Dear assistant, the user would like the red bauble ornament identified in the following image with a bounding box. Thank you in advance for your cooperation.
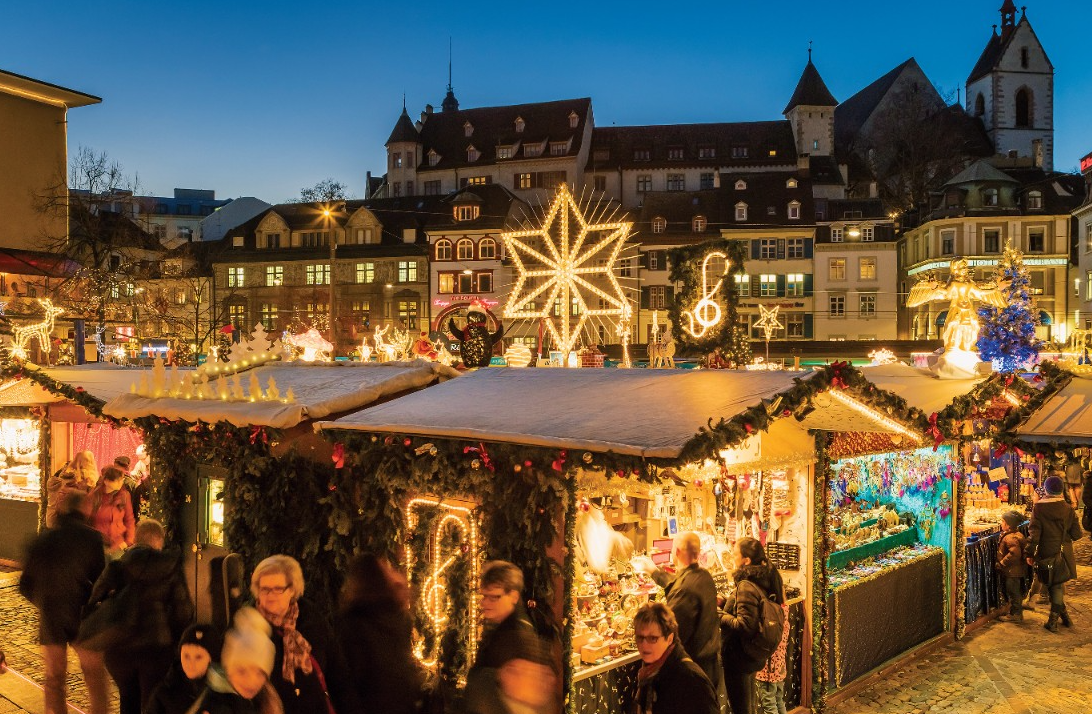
[460,542,470,554]
[403,438,412,447]
[524,460,533,467]
[744,423,754,433]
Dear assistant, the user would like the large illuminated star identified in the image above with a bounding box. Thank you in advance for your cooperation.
[501,184,631,356]
[755,304,784,341]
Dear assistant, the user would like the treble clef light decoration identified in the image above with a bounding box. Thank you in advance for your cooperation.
[681,252,729,338]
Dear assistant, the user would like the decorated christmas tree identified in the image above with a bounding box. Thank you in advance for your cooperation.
[976,244,1042,372]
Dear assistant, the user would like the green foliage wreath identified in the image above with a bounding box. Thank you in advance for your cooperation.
[667,238,751,363]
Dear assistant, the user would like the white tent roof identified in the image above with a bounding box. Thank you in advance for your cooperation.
[43,365,154,404]
[102,361,459,429]
[318,368,808,458]
[1016,376,1092,444]
[859,362,982,414]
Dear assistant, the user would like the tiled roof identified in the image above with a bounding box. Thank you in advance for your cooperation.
[386,108,419,146]
[943,160,1019,187]
[588,121,797,171]
[413,97,592,172]
[967,31,1005,84]
[783,60,838,113]
[834,58,923,151]
[807,156,844,186]
[429,184,529,232]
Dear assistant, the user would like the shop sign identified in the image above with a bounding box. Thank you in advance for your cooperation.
[720,433,761,465]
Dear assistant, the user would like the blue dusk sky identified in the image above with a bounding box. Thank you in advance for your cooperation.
[2,1,1089,203]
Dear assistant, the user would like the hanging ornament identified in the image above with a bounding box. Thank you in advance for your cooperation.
[582,451,594,464]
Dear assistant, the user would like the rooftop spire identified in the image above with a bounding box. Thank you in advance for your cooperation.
[442,37,459,112]
[1000,0,1017,36]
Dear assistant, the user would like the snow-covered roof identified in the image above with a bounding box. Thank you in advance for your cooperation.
[318,368,808,458]
[859,362,983,414]
[0,377,60,405]
[1016,375,1092,444]
[102,360,458,429]
[44,365,155,404]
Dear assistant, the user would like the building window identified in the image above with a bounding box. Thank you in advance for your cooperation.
[1086,222,1092,253]
[356,262,375,284]
[354,227,375,244]
[233,235,244,247]
[391,182,402,197]
[668,147,684,160]
[647,250,663,271]
[569,111,579,128]
[524,143,543,158]
[760,274,777,297]
[497,146,512,159]
[1015,88,1031,128]
[467,146,480,162]
[731,146,748,159]
[593,175,607,192]
[941,230,956,255]
[829,258,846,281]
[398,301,418,329]
[1087,271,1092,300]
[550,142,568,156]
[300,231,329,247]
[637,175,652,193]
[265,266,283,287]
[768,149,778,157]
[454,205,480,221]
[700,173,715,190]
[859,257,877,281]
[786,273,804,297]
[1028,229,1045,253]
[619,258,632,278]
[666,174,685,191]
[435,239,452,261]
[831,227,843,243]
[152,224,166,241]
[692,216,707,233]
[984,229,1000,253]
[456,239,475,260]
[260,303,279,331]
[351,300,371,316]
[735,203,748,222]
[652,217,667,234]
[392,152,402,168]
[457,272,474,293]
[479,238,497,259]
[699,147,716,159]
[398,260,418,283]
[438,273,454,293]
[787,201,801,220]
[633,149,651,161]
[593,148,610,162]
[649,286,667,310]
[861,226,874,241]
[1027,190,1043,210]
[424,180,441,195]
[428,151,440,167]
[734,180,747,191]
[859,294,876,317]
[787,238,804,259]
[306,264,331,285]
[735,274,750,297]
[982,188,999,207]
[786,313,804,337]
[829,295,845,317]
[477,272,493,292]
[227,267,245,288]
[305,302,328,323]
[760,239,777,260]
[228,304,246,329]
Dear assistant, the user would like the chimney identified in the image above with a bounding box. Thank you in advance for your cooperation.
[713,172,721,189]
[402,228,416,243]
[425,104,434,114]
[869,181,879,198]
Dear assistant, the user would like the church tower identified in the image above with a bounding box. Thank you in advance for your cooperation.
[783,52,838,157]
[385,103,421,197]
[966,2,1054,170]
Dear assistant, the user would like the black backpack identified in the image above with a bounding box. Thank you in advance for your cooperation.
[738,580,785,666]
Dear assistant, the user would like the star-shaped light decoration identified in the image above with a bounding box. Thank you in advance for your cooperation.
[501,184,631,358]
[754,304,784,342]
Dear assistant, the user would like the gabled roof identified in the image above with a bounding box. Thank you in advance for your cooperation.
[589,121,797,170]
[834,58,934,151]
[783,60,838,113]
[968,31,1006,84]
[429,184,529,232]
[386,108,420,146]
[943,159,1019,187]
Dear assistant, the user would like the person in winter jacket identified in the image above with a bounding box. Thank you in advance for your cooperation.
[996,511,1029,622]
[466,630,559,714]
[19,492,109,714]
[251,555,360,714]
[336,554,422,714]
[146,624,222,714]
[632,602,717,714]
[45,450,98,528]
[1027,476,1083,632]
[89,465,135,557]
[83,518,194,714]
[202,608,283,714]
[720,537,785,714]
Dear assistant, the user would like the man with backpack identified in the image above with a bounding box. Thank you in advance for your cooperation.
[720,537,786,714]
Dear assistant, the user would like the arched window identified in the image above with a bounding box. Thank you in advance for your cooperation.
[652,217,667,234]
[692,215,707,233]
[1015,89,1031,127]
[435,239,452,261]
[735,203,748,222]
[456,238,475,260]
[974,93,985,117]
[478,237,496,259]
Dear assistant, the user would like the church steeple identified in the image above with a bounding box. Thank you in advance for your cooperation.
[783,51,837,157]
[1000,0,1017,37]
[442,38,459,113]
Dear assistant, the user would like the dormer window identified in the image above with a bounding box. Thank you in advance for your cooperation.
[1027,190,1043,210]
[569,111,579,128]
[735,203,748,222]
[692,216,707,233]
[428,150,441,167]
[514,116,525,133]
[768,149,778,157]
[651,217,667,234]
[524,142,543,158]
[734,180,747,191]
[549,141,568,156]
[634,149,651,161]
[787,201,801,220]
[454,205,480,221]
[593,148,610,162]
[698,147,716,159]
[464,121,474,137]
[982,188,999,207]
[467,145,480,162]
[497,146,513,159]
[786,178,798,189]
[668,147,684,160]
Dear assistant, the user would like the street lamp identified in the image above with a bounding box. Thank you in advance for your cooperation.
[323,207,338,355]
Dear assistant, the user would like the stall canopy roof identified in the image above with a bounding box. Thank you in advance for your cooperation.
[859,362,982,414]
[0,378,62,406]
[318,368,809,459]
[102,361,459,429]
[1016,375,1092,444]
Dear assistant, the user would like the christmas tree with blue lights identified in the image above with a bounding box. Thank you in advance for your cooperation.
[976,244,1042,373]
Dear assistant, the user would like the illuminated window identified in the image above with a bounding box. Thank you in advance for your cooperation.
[760,274,777,297]
[398,300,418,329]
[859,257,877,280]
[306,264,331,285]
[228,304,246,329]
[829,258,846,281]
[265,266,283,287]
[478,238,496,259]
[438,273,454,293]
[786,273,804,296]
[398,260,418,283]
[692,216,707,233]
[457,239,475,260]
[435,240,452,261]
[260,303,279,330]
[356,262,374,284]
[652,217,667,234]
[455,205,480,221]
[227,267,245,288]
[735,274,750,297]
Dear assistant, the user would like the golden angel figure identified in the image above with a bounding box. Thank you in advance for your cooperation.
[907,258,1007,353]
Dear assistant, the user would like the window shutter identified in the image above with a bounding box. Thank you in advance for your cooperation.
[804,238,814,258]
[750,275,759,296]
[664,286,675,306]
[776,239,786,259]
[638,252,649,269]
[804,274,813,297]
[803,314,814,338]
[751,240,760,259]
[640,287,651,309]
[776,274,786,297]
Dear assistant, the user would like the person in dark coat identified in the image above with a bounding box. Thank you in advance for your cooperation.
[1027,476,1083,632]
[18,491,109,714]
[335,554,422,714]
[251,555,360,714]
[632,602,717,714]
[84,518,194,714]
[466,630,559,714]
[465,561,537,711]
[147,624,222,714]
[634,532,720,686]
[720,537,785,714]
[996,511,1029,622]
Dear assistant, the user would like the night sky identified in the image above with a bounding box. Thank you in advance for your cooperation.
[3,1,1088,202]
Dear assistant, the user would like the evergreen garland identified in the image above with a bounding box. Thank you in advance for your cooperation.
[667,238,751,363]
[976,245,1043,373]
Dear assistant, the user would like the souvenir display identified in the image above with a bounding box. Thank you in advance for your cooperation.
[0,417,41,503]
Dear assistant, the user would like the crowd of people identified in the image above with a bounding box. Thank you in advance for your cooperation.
[11,455,1089,714]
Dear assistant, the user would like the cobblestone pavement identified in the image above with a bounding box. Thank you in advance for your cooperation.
[830,536,1092,714]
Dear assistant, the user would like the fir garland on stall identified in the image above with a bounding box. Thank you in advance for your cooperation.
[0,361,113,421]
[666,238,751,363]
[811,431,831,713]
[954,445,968,639]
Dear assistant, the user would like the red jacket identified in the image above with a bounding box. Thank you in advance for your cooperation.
[89,485,135,550]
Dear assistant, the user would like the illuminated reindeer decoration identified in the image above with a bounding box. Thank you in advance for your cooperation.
[9,299,65,364]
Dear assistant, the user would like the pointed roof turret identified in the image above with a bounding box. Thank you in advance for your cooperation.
[442,88,459,113]
[783,59,838,114]
[1000,0,1018,36]
[385,107,419,146]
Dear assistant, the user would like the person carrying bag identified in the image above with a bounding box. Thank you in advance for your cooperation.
[1027,476,1083,632]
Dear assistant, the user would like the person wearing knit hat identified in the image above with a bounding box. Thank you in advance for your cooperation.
[146,625,222,714]
[199,608,284,714]
[1043,475,1065,497]
[1027,475,1083,632]
[996,511,1029,622]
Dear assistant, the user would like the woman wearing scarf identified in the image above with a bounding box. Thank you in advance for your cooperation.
[632,602,717,714]
[251,556,360,714]
[1027,476,1083,632]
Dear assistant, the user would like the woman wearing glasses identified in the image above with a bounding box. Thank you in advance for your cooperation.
[251,555,360,714]
[632,602,717,714]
